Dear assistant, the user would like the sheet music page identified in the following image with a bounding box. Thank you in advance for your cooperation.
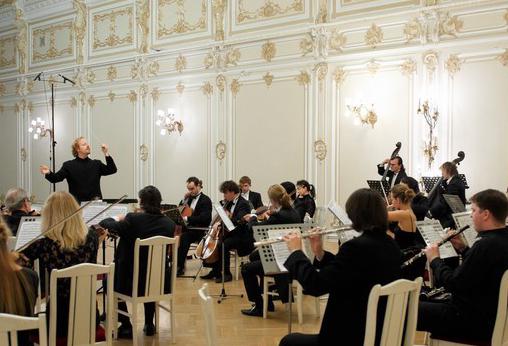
[416,220,457,259]
[443,194,466,213]
[452,211,478,247]
[15,217,42,250]
[83,205,128,225]
[327,200,352,225]
[268,228,300,273]
[213,204,236,231]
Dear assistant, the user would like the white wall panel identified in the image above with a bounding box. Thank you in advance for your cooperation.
[0,108,18,195]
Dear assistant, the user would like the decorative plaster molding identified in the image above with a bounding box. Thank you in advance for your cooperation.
[365,23,383,48]
[400,58,417,76]
[261,41,276,62]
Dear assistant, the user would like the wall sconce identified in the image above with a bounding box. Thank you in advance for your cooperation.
[28,117,52,140]
[345,101,377,128]
[156,108,184,136]
[418,100,439,169]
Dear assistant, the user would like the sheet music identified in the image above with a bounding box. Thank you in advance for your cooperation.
[268,228,300,273]
[15,217,42,250]
[82,204,128,225]
[443,194,466,213]
[327,200,352,225]
[213,204,235,232]
[452,211,478,247]
[416,220,458,259]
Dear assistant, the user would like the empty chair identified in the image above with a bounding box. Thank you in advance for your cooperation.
[0,313,47,346]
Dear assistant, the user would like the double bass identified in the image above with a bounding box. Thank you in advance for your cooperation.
[380,142,402,204]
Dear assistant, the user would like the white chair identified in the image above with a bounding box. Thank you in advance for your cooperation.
[231,249,249,280]
[198,284,217,346]
[113,236,179,345]
[429,269,508,346]
[363,277,422,346]
[0,313,47,346]
[49,262,115,346]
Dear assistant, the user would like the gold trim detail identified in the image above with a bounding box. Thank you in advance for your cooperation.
[300,34,314,56]
[314,62,328,82]
[225,47,241,66]
[176,81,185,95]
[400,58,417,76]
[157,0,207,39]
[175,54,187,73]
[70,96,78,108]
[296,71,310,86]
[216,141,226,161]
[237,0,304,23]
[498,49,508,66]
[439,13,463,38]
[329,29,346,52]
[202,81,213,96]
[151,87,160,102]
[0,83,5,96]
[140,84,149,98]
[213,0,226,41]
[93,7,133,49]
[148,61,159,76]
[216,74,226,93]
[263,72,273,87]
[15,8,28,73]
[87,95,96,108]
[128,90,137,103]
[73,0,87,64]
[365,24,383,48]
[108,90,115,102]
[423,50,438,76]
[445,54,461,77]
[314,139,327,161]
[107,65,117,81]
[333,67,346,86]
[367,60,380,75]
[136,0,150,53]
[261,41,276,62]
[87,70,96,84]
[20,148,27,162]
[404,18,422,43]
[316,0,328,24]
[139,144,149,162]
[32,21,73,63]
[0,35,16,68]
[230,79,240,96]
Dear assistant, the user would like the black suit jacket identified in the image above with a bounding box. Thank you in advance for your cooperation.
[99,212,175,295]
[180,193,212,228]
[5,210,30,235]
[248,206,301,228]
[377,164,408,187]
[284,230,402,345]
[247,191,263,210]
[224,196,251,238]
[293,195,316,221]
[429,175,466,228]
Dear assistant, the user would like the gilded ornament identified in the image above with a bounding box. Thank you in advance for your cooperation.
[237,0,304,23]
[230,79,240,96]
[299,35,314,57]
[201,81,213,96]
[498,49,508,67]
[73,0,87,64]
[79,91,87,106]
[366,60,380,75]
[70,96,78,108]
[108,91,115,102]
[157,0,207,38]
[151,87,160,102]
[333,68,346,86]
[32,22,74,63]
[87,70,96,84]
[216,141,226,161]
[0,105,4,113]
[261,41,276,62]
[445,54,461,77]
[213,0,226,41]
[216,74,226,93]
[128,90,137,103]
[296,71,310,86]
[314,140,327,161]
[329,30,346,52]
[204,52,215,69]
[404,18,422,42]
[224,48,241,66]
[315,0,328,24]
[314,63,328,82]
[423,51,438,75]
[87,95,96,108]
[15,8,28,73]
[175,54,187,73]
[27,102,33,113]
[0,35,16,68]
[140,84,149,98]
[400,59,417,76]
[263,72,274,87]
[107,66,117,81]
[365,24,383,48]
[139,144,148,162]
[176,81,185,95]
[131,62,141,80]
[148,61,159,76]
[93,7,134,49]
[0,83,5,96]
[439,13,463,38]
[136,0,150,53]
[20,148,27,162]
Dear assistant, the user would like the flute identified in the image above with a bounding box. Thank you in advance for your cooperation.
[253,225,354,247]
[401,225,470,268]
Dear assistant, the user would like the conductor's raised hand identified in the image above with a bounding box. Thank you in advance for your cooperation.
[283,232,302,252]
[40,165,50,175]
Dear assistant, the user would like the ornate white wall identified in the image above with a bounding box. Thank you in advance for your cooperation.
[0,0,507,205]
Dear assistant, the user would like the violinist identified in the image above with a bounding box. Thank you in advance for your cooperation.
[377,155,407,188]
[293,180,316,221]
[239,176,263,210]
[4,187,38,235]
[176,177,212,276]
[429,161,466,228]
[200,180,251,283]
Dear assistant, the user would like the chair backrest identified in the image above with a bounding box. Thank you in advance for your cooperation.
[49,263,115,346]
[198,284,217,346]
[0,313,47,346]
[132,236,179,299]
[364,277,422,346]
[492,269,508,346]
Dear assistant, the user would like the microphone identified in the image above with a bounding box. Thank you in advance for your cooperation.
[33,72,43,81]
[58,74,76,85]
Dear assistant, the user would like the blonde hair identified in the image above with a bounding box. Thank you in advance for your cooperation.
[268,184,292,209]
[0,217,35,315]
[71,136,85,157]
[391,184,416,204]
[41,191,88,251]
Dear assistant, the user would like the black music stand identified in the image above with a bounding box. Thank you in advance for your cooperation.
[422,176,442,194]
[367,180,390,202]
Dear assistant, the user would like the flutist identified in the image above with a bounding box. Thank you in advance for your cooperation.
[417,189,508,342]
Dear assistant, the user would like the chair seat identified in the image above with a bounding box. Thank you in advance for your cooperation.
[431,333,491,346]
[33,325,106,346]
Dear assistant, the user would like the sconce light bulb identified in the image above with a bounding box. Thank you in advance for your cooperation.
[28,127,33,133]
[31,120,36,126]
[160,129,167,136]
[155,120,161,126]
[36,128,41,134]
[34,134,39,140]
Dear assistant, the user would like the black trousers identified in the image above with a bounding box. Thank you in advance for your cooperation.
[118,301,155,326]
[177,229,204,270]
[279,333,319,346]
[211,233,253,275]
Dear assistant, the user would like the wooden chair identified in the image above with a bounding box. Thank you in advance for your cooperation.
[0,313,47,346]
[198,283,217,346]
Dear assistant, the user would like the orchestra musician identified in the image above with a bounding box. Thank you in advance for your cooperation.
[279,188,401,346]
[400,176,429,221]
[99,185,175,338]
[40,137,117,203]
[200,180,252,283]
[176,177,212,276]
[3,187,37,235]
[239,176,263,210]
[293,180,316,222]
[377,155,407,188]
[240,184,300,317]
[429,161,466,228]
[418,189,508,342]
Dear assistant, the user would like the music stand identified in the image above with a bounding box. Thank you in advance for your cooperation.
[162,205,186,226]
[421,176,442,194]
[458,174,469,189]
[253,223,313,333]
[443,194,466,214]
[367,180,390,202]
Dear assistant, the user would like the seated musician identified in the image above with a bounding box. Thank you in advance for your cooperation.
[4,187,35,235]
[200,180,251,283]
[418,189,508,342]
[377,155,407,188]
[429,161,466,228]
[21,191,106,338]
[280,188,401,346]
[239,176,263,210]
[176,177,212,276]
[99,185,175,338]
[400,176,429,221]
[293,180,316,222]
[240,184,300,317]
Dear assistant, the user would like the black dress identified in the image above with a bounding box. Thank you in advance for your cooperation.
[293,195,316,221]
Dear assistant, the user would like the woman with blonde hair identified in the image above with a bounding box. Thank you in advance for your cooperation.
[388,183,418,250]
[21,191,105,337]
[0,216,38,345]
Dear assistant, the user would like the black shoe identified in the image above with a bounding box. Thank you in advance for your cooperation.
[200,270,219,280]
[143,323,156,336]
[241,305,263,317]
[215,272,233,283]
[267,300,275,312]
[177,268,185,277]
[117,323,133,339]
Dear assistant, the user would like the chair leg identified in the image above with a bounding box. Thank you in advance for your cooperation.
[296,284,303,325]
[262,279,268,319]
[234,251,239,281]
[132,301,138,346]
[112,297,118,340]
[314,297,320,316]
